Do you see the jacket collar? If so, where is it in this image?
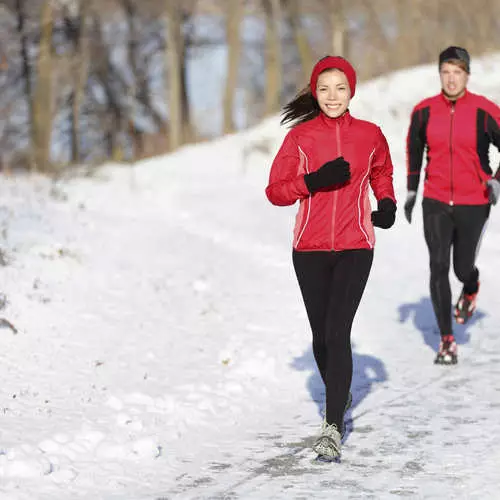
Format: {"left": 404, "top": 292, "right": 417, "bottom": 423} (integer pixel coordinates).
{"left": 318, "top": 110, "right": 352, "bottom": 128}
{"left": 440, "top": 88, "right": 470, "bottom": 106}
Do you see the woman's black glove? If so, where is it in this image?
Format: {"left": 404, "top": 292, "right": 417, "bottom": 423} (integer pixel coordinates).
{"left": 304, "top": 157, "right": 350, "bottom": 193}
{"left": 371, "top": 198, "right": 397, "bottom": 229}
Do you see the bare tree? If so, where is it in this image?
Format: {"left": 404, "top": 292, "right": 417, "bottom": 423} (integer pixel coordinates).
{"left": 32, "top": 0, "right": 54, "bottom": 172}
{"left": 263, "top": 0, "right": 282, "bottom": 116}
{"left": 67, "top": 0, "right": 91, "bottom": 164}
{"left": 283, "top": 0, "right": 313, "bottom": 82}
{"left": 223, "top": 0, "right": 243, "bottom": 134}
{"left": 14, "top": 0, "right": 35, "bottom": 169}
{"left": 330, "top": 0, "right": 346, "bottom": 57}
{"left": 165, "top": 0, "right": 183, "bottom": 150}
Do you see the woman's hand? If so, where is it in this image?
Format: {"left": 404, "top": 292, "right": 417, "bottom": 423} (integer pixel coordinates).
{"left": 371, "top": 198, "right": 397, "bottom": 229}
{"left": 304, "top": 157, "right": 350, "bottom": 193}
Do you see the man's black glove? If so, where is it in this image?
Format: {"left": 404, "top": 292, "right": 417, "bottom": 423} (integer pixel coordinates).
{"left": 487, "top": 179, "right": 500, "bottom": 205}
{"left": 404, "top": 191, "right": 417, "bottom": 223}
{"left": 304, "top": 157, "right": 350, "bottom": 193}
{"left": 371, "top": 198, "right": 397, "bottom": 229}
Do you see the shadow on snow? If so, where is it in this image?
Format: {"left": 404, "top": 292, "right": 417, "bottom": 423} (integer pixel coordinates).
{"left": 291, "top": 342, "right": 387, "bottom": 443}
{"left": 397, "top": 296, "right": 486, "bottom": 351}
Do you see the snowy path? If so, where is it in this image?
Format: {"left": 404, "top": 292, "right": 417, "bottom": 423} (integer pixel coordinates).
{"left": 2, "top": 58, "right": 500, "bottom": 498}
{"left": 1, "top": 149, "right": 500, "bottom": 499}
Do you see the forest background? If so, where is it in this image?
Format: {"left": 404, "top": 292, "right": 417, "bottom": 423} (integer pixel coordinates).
{"left": 0, "top": 0, "right": 498, "bottom": 172}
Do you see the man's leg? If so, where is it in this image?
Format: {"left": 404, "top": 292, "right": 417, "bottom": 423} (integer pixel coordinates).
{"left": 422, "top": 198, "right": 454, "bottom": 336}
{"left": 452, "top": 203, "right": 490, "bottom": 322}
{"left": 453, "top": 204, "right": 490, "bottom": 293}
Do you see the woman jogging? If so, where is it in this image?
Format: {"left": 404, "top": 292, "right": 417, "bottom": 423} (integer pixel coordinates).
{"left": 265, "top": 56, "right": 396, "bottom": 462}
{"left": 404, "top": 46, "right": 500, "bottom": 365}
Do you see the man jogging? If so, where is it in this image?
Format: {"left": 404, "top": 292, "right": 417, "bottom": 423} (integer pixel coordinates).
{"left": 404, "top": 46, "right": 500, "bottom": 365}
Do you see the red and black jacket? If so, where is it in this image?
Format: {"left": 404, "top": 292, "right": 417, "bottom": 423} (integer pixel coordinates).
{"left": 407, "top": 90, "right": 500, "bottom": 205}
{"left": 266, "top": 111, "right": 395, "bottom": 251}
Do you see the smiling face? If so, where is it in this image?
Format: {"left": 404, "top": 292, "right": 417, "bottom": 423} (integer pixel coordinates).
{"left": 439, "top": 61, "right": 469, "bottom": 100}
{"left": 315, "top": 69, "right": 351, "bottom": 118}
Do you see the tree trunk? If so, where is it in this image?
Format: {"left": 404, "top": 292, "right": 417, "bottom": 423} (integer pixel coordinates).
{"left": 16, "top": 0, "right": 35, "bottom": 170}
{"left": 285, "top": 0, "right": 313, "bottom": 83}
{"left": 180, "top": 40, "right": 194, "bottom": 143}
{"left": 32, "top": 0, "right": 54, "bottom": 172}
{"left": 264, "top": 0, "right": 282, "bottom": 116}
{"left": 124, "top": 0, "right": 165, "bottom": 133}
{"left": 123, "top": 0, "right": 140, "bottom": 159}
{"left": 93, "top": 16, "right": 124, "bottom": 162}
{"left": 330, "top": 0, "right": 346, "bottom": 57}
{"left": 223, "top": 0, "right": 243, "bottom": 134}
{"left": 71, "top": 0, "right": 90, "bottom": 164}
{"left": 165, "top": 0, "right": 183, "bottom": 150}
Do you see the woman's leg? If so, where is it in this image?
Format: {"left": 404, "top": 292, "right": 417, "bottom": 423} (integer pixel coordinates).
{"left": 292, "top": 250, "right": 332, "bottom": 384}
{"left": 324, "top": 249, "right": 373, "bottom": 429}
{"left": 422, "top": 198, "right": 454, "bottom": 336}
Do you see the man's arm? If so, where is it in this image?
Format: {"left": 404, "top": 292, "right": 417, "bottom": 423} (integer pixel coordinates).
{"left": 484, "top": 105, "right": 500, "bottom": 204}
{"left": 406, "top": 106, "right": 429, "bottom": 192}
{"left": 485, "top": 109, "right": 500, "bottom": 181}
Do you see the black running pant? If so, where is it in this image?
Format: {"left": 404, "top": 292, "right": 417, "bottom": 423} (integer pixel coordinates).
{"left": 292, "top": 249, "right": 373, "bottom": 429}
{"left": 422, "top": 198, "right": 490, "bottom": 337}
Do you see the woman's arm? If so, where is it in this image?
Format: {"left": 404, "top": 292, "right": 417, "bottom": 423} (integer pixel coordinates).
{"left": 265, "top": 132, "right": 311, "bottom": 206}
{"left": 370, "top": 127, "right": 396, "bottom": 203}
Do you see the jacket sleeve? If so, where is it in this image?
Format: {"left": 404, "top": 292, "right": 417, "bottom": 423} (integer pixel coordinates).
{"left": 485, "top": 104, "right": 500, "bottom": 180}
{"left": 370, "top": 127, "right": 396, "bottom": 203}
{"left": 265, "top": 131, "right": 310, "bottom": 206}
{"left": 406, "top": 106, "right": 429, "bottom": 192}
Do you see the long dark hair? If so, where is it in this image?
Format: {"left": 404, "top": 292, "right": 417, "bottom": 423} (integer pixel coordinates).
{"left": 280, "top": 85, "right": 320, "bottom": 128}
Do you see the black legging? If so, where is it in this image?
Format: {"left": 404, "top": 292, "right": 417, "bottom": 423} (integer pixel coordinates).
{"left": 422, "top": 197, "right": 490, "bottom": 337}
{"left": 292, "top": 249, "right": 373, "bottom": 429}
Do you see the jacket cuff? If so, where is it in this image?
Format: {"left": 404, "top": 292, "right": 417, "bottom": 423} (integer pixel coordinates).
{"left": 407, "top": 174, "right": 420, "bottom": 192}
{"left": 378, "top": 198, "right": 397, "bottom": 212}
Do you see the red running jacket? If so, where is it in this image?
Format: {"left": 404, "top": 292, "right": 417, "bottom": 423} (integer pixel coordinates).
{"left": 407, "top": 90, "right": 500, "bottom": 205}
{"left": 266, "top": 111, "right": 396, "bottom": 251}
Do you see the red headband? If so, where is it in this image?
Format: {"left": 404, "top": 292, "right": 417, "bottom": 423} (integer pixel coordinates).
{"left": 310, "top": 56, "right": 357, "bottom": 98}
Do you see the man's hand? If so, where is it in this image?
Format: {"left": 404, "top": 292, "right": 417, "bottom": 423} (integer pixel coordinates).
{"left": 487, "top": 179, "right": 500, "bottom": 205}
{"left": 404, "top": 191, "right": 417, "bottom": 223}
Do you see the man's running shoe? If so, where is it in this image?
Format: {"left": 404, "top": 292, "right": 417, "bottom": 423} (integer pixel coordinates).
{"left": 434, "top": 334, "right": 458, "bottom": 365}
{"left": 454, "top": 285, "right": 479, "bottom": 324}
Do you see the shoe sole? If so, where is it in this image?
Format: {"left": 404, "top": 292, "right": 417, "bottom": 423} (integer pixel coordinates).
{"left": 314, "top": 454, "right": 341, "bottom": 464}
{"left": 434, "top": 357, "right": 458, "bottom": 365}
{"left": 454, "top": 302, "right": 475, "bottom": 324}
{"left": 454, "top": 310, "right": 471, "bottom": 324}
{"left": 312, "top": 435, "right": 341, "bottom": 458}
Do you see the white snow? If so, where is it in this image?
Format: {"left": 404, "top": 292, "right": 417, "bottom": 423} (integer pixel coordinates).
{"left": 2, "top": 55, "right": 500, "bottom": 499}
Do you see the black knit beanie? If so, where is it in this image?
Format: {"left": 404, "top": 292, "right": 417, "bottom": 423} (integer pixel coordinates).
{"left": 439, "top": 46, "right": 470, "bottom": 73}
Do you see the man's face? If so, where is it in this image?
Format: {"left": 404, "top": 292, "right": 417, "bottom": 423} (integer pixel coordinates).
{"left": 439, "top": 62, "right": 469, "bottom": 100}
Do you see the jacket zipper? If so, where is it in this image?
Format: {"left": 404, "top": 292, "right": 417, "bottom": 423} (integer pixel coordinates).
{"left": 449, "top": 103, "right": 455, "bottom": 206}
{"left": 331, "top": 122, "right": 341, "bottom": 250}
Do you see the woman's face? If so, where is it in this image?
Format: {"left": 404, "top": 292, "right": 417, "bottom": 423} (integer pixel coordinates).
{"left": 316, "top": 69, "right": 351, "bottom": 118}
{"left": 440, "top": 62, "right": 469, "bottom": 100}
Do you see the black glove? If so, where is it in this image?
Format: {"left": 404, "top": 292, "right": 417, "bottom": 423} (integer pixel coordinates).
{"left": 404, "top": 191, "right": 417, "bottom": 223}
{"left": 304, "top": 157, "right": 350, "bottom": 193}
{"left": 371, "top": 198, "right": 396, "bottom": 229}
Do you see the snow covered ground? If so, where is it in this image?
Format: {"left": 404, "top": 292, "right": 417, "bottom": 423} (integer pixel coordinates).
{"left": 2, "top": 55, "right": 500, "bottom": 499}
